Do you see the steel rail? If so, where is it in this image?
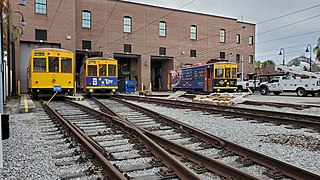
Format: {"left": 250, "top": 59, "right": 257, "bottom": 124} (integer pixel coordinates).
{"left": 63, "top": 99, "right": 202, "bottom": 180}
{"left": 111, "top": 96, "right": 320, "bottom": 180}
{"left": 117, "top": 95, "right": 320, "bottom": 130}
{"left": 42, "top": 102, "right": 127, "bottom": 180}
{"left": 91, "top": 97, "right": 260, "bottom": 179}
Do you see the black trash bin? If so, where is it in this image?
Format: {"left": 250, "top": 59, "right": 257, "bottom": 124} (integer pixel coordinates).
{"left": 2, "top": 114, "right": 9, "bottom": 140}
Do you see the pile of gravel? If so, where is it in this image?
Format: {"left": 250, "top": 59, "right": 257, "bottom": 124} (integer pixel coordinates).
{"left": 0, "top": 99, "right": 59, "bottom": 179}
{"left": 130, "top": 100, "right": 320, "bottom": 175}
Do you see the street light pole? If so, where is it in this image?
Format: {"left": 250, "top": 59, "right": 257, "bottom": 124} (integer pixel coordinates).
{"left": 279, "top": 48, "right": 285, "bottom": 66}
{"left": 305, "top": 44, "right": 312, "bottom": 72}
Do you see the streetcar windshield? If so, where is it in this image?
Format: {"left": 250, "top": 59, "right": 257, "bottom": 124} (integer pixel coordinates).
{"left": 49, "top": 56, "right": 59, "bottom": 72}
{"left": 99, "top": 64, "right": 106, "bottom": 76}
{"left": 88, "top": 65, "right": 97, "bottom": 76}
{"left": 61, "top": 57, "right": 72, "bottom": 73}
{"left": 108, "top": 64, "right": 116, "bottom": 76}
{"left": 33, "top": 58, "right": 46, "bottom": 72}
{"left": 215, "top": 68, "right": 224, "bottom": 78}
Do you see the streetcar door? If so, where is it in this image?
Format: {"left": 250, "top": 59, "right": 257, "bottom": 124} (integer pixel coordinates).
{"left": 204, "top": 68, "right": 208, "bottom": 92}
{"left": 207, "top": 67, "right": 212, "bottom": 92}
{"left": 204, "top": 67, "right": 211, "bottom": 92}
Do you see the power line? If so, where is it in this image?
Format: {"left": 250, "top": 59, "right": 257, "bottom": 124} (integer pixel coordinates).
{"left": 256, "top": 3, "right": 320, "bottom": 24}
{"left": 93, "top": 1, "right": 119, "bottom": 49}
{"left": 48, "top": 0, "right": 63, "bottom": 33}
{"left": 98, "top": 0, "right": 196, "bottom": 49}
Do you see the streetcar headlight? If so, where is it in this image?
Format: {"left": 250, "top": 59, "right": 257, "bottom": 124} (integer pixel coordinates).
{"left": 89, "top": 89, "right": 93, "bottom": 92}
{"left": 112, "top": 89, "right": 115, "bottom": 92}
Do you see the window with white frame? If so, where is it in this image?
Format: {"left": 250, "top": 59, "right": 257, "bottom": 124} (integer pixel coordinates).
{"left": 220, "top": 29, "right": 226, "bottom": 43}
{"left": 159, "top": 21, "right": 166, "bottom": 37}
{"left": 249, "top": 36, "right": 254, "bottom": 45}
{"left": 236, "top": 34, "right": 240, "bottom": 44}
{"left": 35, "top": 0, "right": 47, "bottom": 14}
{"left": 190, "top": 25, "right": 197, "bottom": 40}
{"left": 82, "top": 10, "right": 91, "bottom": 28}
{"left": 124, "top": 16, "right": 132, "bottom": 33}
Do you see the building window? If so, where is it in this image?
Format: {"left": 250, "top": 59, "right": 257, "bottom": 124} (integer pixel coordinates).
{"left": 159, "top": 47, "right": 166, "bottom": 55}
{"left": 82, "top": 40, "right": 91, "bottom": 50}
{"left": 220, "top": 29, "right": 226, "bottom": 43}
{"left": 190, "top": 25, "right": 197, "bottom": 40}
{"left": 249, "top": 36, "right": 254, "bottom": 45}
{"left": 159, "top": 21, "right": 166, "bottom": 37}
{"left": 236, "top": 54, "right": 240, "bottom": 63}
{"left": 124, "top": 16, "right": 132, "bottom": 33}
{"left": 35, "top": 29, "right": 47, "bottom": 40}
{"left": 82, "top": 10, "right": 91, "bottom": 28}
{"left": 220, "top": 52, "right": 225, "bottom": 59}
{"left": 236, "top": 34, "right": 240, "bottom": 44}
{"left": 190, "top": 50, "right": 196, "bottom": 57}
{"left": 35, "top": 0, "right": 47, "bottom": 14}
{"left": 249, "top": 55, "right": 253, "bottom": 64}
{"left": 124, "top": 44, "right": 132, "bottom": 53}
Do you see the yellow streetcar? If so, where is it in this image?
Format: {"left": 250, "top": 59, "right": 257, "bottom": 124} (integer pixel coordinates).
{"left": 27, "top": 48, "right": 75, "bottom": 98}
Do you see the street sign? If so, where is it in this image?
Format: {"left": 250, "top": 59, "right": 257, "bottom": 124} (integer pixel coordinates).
{"left": 53, "top": 86, "right": 62, "bottom": 92}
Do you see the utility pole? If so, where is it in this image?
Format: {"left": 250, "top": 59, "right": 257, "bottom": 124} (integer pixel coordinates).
{"left": 0, "top": 3, "right": 4, "bottom": 169}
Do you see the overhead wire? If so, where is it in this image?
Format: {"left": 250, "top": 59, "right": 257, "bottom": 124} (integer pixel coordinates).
{"left": 48, "top": 0, "right": 63, "bottom": 33}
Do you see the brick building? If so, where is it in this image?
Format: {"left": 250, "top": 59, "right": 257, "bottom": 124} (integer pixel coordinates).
{"left": 10, "top": 0, "right": 255, "bottom": 93}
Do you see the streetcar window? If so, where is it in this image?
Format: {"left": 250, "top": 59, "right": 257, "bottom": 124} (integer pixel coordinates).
{"left": 33, "top": 58, "right": 46, "bottom": 72}
{"left": 225, "top": 68, "right": 231, "bottom": 78}
{"left": 232, "top": 68, "right": 236, "bottom": 78}
{"left": 215, "top": 68, "right": 224, "bottom": 78}
{"left": 99, "top": 64, "right": 106, "bottom": 76}
{"left": 88, "top": 65, "right": 97, "bottom": 76}
{"left": 49, "top": 57, "right": 59, "bottom": 72}
{"left": 61, "top": 57, "right": 72, "bottom": 73}
{"left": 108, "top": 64, "right": 116, "bottom": 76}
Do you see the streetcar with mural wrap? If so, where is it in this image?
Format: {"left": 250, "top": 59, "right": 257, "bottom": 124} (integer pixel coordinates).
{"left": 168, "top": 60, "right": 238, "bottom": 93}
{"left": 79, "top": 57, "right": 118, "bottom": 95}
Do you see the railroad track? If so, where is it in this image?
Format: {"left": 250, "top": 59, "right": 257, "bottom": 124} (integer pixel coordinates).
{"left": 116, "top": 95, "right": 320, "bottom": 132}
{"left": 89, "top": 97, "right": 320, "bottom": 179}
{"left": 42, "top": 100, "right": 258, "bottom": 179}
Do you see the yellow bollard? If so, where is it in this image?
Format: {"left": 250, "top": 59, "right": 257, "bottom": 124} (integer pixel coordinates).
{"left": 149, "top": 83, "right": 152, "bottom": 92}
{"left": 74, "top": 81, "right": 76, "bottom": 96}
{"left": 141, "top": 83, "right": 144, "bottom": 91}
{"left": 18, "top": 81, "right": 21, "bottom": 96}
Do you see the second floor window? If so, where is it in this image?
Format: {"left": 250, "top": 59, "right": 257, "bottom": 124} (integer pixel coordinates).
{"left": 190, "top": 50, "right": 196, "bottom": 57}
{"left": 220, "top": 29, "right": 226, "bottom": 43}
{"left": 159, "top": 21, "right": 166, "bottom": 37}
{"left": 236, "top": 34, "right": 240, "bottom": 44}
{"left": 249, "top": 36, "right": 254, "bottom": 45}
{"left": 35, "top": 0, "right": 47, "bottom": 14}
{"left": 124, "top": 16, "right": 132, "bottom": 33}
{"left": 249, "top": 55, "right": 254, "bottom": 64}
{"left": 220, "top": 52, "right": 225, "bottom": 59}
{"left": 190, "top": 25, "right": 197, "bottom": 40}
{"left": 82, "top": 11, "right": 91, "bottom": 28}
{"left": 236, "top": 54, "right": 240, "bottom": 63}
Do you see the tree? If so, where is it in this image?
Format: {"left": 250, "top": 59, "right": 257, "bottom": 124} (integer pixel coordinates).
{"left": 313, "top": 37, "right": 320, "bottom": 62}
{"left": 260, "top": 60, "right": 276, "bottom": 75}
{"left": 255, "top": 60, "right": 262, "bottom": 74}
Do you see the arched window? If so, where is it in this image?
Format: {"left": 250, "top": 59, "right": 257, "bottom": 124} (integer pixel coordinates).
{"left": 159, "top": 21, "right": 166, "bottom": 37}
{"left": 220, "top": 29, "right": 226, "bottom": 43}
{"left": 82, "top": 10, "right": 91, "bottom": 28}
{"left": 124, "top": 16, "right": 132, "bottom": 33}
{"left": 190, "top": 25, "right": 197, "bottom": 40}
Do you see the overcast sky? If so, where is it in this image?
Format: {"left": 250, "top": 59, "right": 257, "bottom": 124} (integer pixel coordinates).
{"left": 128, "top": 0, "right": 320, "bottom": 64}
